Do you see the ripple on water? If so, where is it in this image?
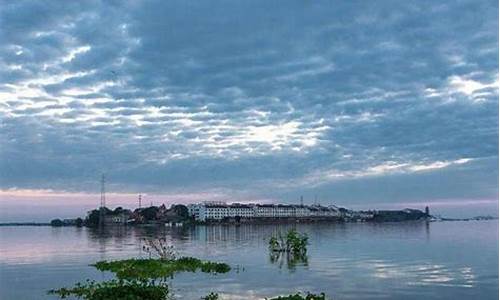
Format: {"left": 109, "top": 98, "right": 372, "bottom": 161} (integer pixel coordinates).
{"left": 0, "top": 222, "right": 497, "bottom": 300}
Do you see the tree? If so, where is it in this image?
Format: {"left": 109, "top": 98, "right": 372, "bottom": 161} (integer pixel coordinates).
{"left": 50, "top": 219, "right": 64, "bottom": 227}
{"left": 85, "top": 210, "right": 100, "bottom": 227}
{"left": 140, "top": 206, "right": 159, "bottom": 221}
{"left": 172, "top": 205, "right": 189, "bottom": 219}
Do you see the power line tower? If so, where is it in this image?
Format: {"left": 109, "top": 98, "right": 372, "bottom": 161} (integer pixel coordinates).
{"left": 99, "top": 174, "right": 106, "bottom": 227}
{"left": 138, "top": 194, "right": 142, "bottom": 209}
{"left": 100, "top": 174, "right": 106, "bottom": 208}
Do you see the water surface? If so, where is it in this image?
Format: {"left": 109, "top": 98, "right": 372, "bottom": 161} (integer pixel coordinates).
{"left": 0, "top": 221, "right": 497, "bottom": 299}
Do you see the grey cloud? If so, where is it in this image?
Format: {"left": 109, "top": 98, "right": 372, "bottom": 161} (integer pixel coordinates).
{"left": 0, "top": 0, "right": 497, "bottom": 208}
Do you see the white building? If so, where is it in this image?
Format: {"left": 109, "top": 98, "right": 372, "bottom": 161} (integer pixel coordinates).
{"left": 254, "top": 204, "right": 274, "bottom": 217}
{"left": 294, "top": 205, "right": 310, "bottom": 217}
{"left": 188, "top": 202, "right": 342, "bottom": 221}
{"left": 204, "top": 204, "right": 229, "bottom": 221}
{"left": 228, "top": 204, "right": 254, "bottom": 218}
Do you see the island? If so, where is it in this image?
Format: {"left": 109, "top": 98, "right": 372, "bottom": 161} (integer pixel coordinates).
{"left": 48, "top": 201, "right": 441, "bottom": 228}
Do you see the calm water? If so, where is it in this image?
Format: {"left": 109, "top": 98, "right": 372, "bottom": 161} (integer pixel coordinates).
{"left": 0, "top": 221, "right": 498, "bottom": 300}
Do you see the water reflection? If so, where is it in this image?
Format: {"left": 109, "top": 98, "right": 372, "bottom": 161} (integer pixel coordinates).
{"left": 361, "top": 259, "right": 477, "bottom": 288}
{"left": 269, "top": 251, "right": 308, "bottom": 271}
{"left": 0, "top": 221, "right": 497, "bottom": 300}
{"left": 76, "top": 222, "right": 434, "bottom": 252}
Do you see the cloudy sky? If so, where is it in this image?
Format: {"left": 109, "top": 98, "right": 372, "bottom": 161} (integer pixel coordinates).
{"left": 0, "top": 0, "right": 498, "bottom": 220}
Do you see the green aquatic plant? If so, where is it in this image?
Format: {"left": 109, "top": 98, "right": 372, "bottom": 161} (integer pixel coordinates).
{"left": 269, "top": 229, "right": 309, "bottom": 271}
{"left": 269, "top": 250, "right": 308, "bottom": 271}
{"left": 50, "top": 256, "right": 230, "bottom": 299}
{"left": 269, "top": 235, "right": 285, "bottom": 252}
{"left": 269, "top": 229, "right": 308, "bottom": 255}
{"left": 268, "top": 292, "right": 326, "bottom": 300}
{"left": 48, "top": 279, "right": 170, "bottom": 300}
{"left": 202, "top": 292, "right": 220, "bottom": 300}
{"left": 93, "top": 257, "right": 231, "bottom": 280}
{"left": 286, "top": 229, "right": 308, "bottom": 255}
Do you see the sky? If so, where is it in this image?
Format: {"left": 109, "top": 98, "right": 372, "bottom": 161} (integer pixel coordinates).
{"left": 0, "top": 0, "right": 498, "bottom": 221}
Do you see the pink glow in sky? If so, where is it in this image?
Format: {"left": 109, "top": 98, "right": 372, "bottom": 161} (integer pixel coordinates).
{"left": 0, "top": 188, "right": 226, "bottom": 207}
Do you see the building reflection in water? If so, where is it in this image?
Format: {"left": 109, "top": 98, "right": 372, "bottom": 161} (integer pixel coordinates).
{"left": 83, "top": 221, "right": 432, "bottom": 255}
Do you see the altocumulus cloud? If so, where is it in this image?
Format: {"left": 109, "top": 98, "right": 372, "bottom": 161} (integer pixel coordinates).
{"left": 0, "top": 0, "right": 498, "bottom": 209}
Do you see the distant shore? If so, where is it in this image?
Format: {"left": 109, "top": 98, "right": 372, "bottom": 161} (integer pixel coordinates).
{"left": 0, "top": 222, "right": 51, "bottom": 226}
{"left": 0, "top": 216, "right": 497, "bottom": 227}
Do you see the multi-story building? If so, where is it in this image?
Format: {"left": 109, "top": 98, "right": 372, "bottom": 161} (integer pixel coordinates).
{"left": 294, "top": 205, "right": 310, "bottom": 217}
{"left": 228, "top": 204, "right": 254, "bottom": 218}
{"left": 188, "top": 202, "right": 228, "bottom": 221}
{"left": 203, "top": 204, "right": 229, "bottom": 221}
{"left": 188, "top": 202, "right": 341, "bottom": 221}
{"left": 187, "top": 203, "right": 202, "bottom": 220}
{"left": 254, "top": 204, "right": 274, "bottom": 217}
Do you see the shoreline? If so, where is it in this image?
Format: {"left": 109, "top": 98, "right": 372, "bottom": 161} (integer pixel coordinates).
{"left": 0, "top": 222, "right": 51, "bottom": 226}
{"left": 0, "top": 217, "right": 497, "bottom": 228}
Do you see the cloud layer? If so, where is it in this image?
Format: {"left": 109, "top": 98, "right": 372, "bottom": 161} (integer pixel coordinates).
{"left": 0, "top": 0, "right": 498, "bottom": 208}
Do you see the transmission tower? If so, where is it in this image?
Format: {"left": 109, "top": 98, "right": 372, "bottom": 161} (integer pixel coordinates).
{"left": 99, "top": 174, "right": 106, "bottom": 227}
{"left": 100, "top": 174, "right": 106, "bottom": 208}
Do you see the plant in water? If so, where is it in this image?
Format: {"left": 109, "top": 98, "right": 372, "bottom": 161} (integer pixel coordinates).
{"left": 50, "top": 257, "right": 230, "bottom": 300}
{"left": 93, "top": 257, "right": 230, "bottom": 280}
{"left": 202, "top": 292, "right": 219, "bottom": 300}
{"left": 48, "top": 279, "right": 170, "bottom": 300}
{"left": 269, "top": 229, "right": 308, "bottom": 255}
{"left": 268, "top": 292, "right": 327, "bottom": 300}
{"left": 269, "top": 235, "right": 286, "bottom": 252}
{"left": 50, "top": 237, "right": 230, "bottom": 300}
{"left": 269, "top": 250, "right": 308, "bottom": 271}
{"left": 142, "top": 238, "right": 177, "bottom": 260}
{"left": 269, "top": 229, "right": 309, "bottom": 270}
{"left": 286, "top": 230, "right": 308, "bottom": 255}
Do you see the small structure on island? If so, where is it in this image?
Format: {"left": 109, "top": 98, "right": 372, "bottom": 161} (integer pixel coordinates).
{"left": 103, "top": 208, "right": 131, "bottom": 226}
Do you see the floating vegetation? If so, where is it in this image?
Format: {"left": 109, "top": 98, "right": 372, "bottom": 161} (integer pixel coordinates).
{"left": 198, "top": 291, "right": 326, "bottom": 300}
{"left": 49, "top": 236, "right": 327, "bottom": 300}
{"left": 269, "top": 229, "right": 308, "bottom": 255}
{"left": 48, "top": 279, "right": 170, "bottom": 300}
{"left": 50, "top": 238, "right": 230, "bottom": 300}
{"left": 49, "top": 257, "right": 230, "bottom": 299}
{"left": 202, "top": 292, "right": 220, "bottom": 300}
{"left": 94, "top": 257, "right": 231, "bottom": 280}
{"left": 268, "top": 292, "right": 327, "bottom": 300}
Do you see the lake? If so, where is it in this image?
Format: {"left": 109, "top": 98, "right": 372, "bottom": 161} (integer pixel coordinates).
{"left": 0, "top": 220, "right": 498, "bottom": 299}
